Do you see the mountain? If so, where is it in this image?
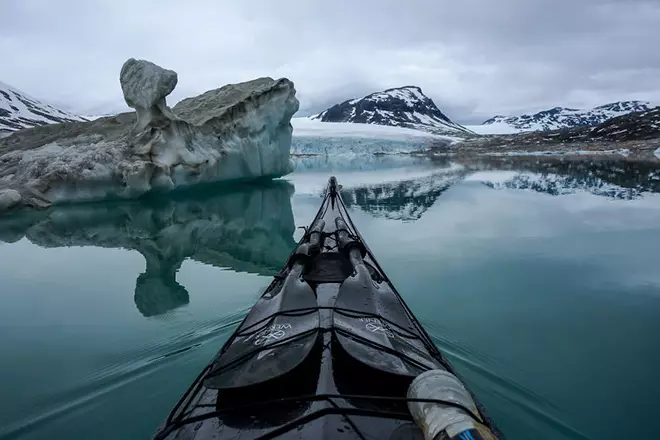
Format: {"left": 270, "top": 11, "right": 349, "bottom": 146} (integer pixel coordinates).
{"left": 482, "top": 101, "right": 653, "bottom": 132}
{"left": 0, "top": 81, "right": 88, "bottom": 136}
{"left": 455, "top": 106, "right": 660, "bottom": 159}
{"left": 312, "top": 86, "right": 474, "bottom": 136}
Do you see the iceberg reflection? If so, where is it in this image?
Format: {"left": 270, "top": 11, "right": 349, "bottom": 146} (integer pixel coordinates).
{"left": 0, "top": 181, "right": 296, "bottom": 316}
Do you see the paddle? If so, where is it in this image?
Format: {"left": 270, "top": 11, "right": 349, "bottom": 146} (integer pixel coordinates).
{"left": 204, "top": 240, "right": 321, "bottom": 390}
{"left": 333, "top": 216, "right": 441, "bottom": 377}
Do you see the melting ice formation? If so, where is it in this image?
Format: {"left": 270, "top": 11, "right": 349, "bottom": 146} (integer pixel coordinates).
{"left": 0, "top": 58, "right": 299, "bottom": 213}
{"left": 0, "top": 181, "right": 296, "bottom": 316}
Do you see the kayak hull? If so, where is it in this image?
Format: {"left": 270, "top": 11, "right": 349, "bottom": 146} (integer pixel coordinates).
{"left": 154, "top": 177, "right": 499, "bottom": 440}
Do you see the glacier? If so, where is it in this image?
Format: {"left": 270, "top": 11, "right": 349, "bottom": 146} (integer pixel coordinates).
{"left": 291, "top": 117, "right": 455, "bottom": 157}
{"left": 0, "top": 58, "right": 299, "bottom": 214}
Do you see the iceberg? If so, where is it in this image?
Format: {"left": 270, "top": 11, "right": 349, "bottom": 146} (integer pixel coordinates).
{"left": 0, "top": 181, "right": 296, "bottom": 316}
{"left": 0, "top": 59, "right": 299, "bottom": 214}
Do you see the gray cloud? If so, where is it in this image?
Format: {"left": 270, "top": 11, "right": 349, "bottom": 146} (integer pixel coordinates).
{"left": 1, "top": 0, "right": 659, "bottom": 123}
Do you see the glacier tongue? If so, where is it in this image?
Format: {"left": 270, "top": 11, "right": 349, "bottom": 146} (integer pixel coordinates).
{"left": 291, "top": 117, "right": 454, "bottom": 157}
{"left": 0, "top": 58, "right": 299, "bottom": 214}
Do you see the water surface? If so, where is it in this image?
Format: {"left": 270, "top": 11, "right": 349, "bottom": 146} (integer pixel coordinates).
{"left": 1, "top": 156, "right": 659, "bottom": 440}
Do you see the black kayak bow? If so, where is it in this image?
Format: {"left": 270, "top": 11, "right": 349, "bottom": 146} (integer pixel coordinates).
{"left": 154, "top": 177, "right": 502, "bottom": 440}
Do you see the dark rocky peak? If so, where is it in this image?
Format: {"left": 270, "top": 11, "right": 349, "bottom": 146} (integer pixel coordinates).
{"left": 313, "top": 86, "right": 473, "bottom": 135}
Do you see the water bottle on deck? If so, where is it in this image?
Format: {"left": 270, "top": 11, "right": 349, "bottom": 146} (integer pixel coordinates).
{"left": 407, "top": 370, "right": 498, "bottom": 440}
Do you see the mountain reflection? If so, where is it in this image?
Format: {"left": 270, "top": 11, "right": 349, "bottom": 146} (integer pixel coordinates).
{"left": 456, "top": 156, "right": 660, "bottom": 199}
{"left": 340, "top": 168, "right": 466, "bottom": 221}
{"left": 338, "top": 156, "right": 660, "bottom": 222}
{"left": 0, "top": 181, "right": 296, "bottom": 317}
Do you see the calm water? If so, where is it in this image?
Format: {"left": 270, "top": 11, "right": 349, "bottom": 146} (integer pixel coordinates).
{"left": 1, "top": 156, "right": 659, "bottom": 440}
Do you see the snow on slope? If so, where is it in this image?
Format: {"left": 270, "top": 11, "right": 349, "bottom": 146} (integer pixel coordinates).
{"left": 477, "top": 101, "right": 654, "bottom": 133}
{"left": 291, "top": 117, "right": 453, "bottom": 157}
{"left": 0, "top": 81, "right": 88, "bottom": 134}
{"left": 312, "top": 86, "right": 473, "bottom": 135}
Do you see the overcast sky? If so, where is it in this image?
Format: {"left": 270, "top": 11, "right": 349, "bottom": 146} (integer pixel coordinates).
{"left": 1, "top": 0, "right": 659, "bottom": 123}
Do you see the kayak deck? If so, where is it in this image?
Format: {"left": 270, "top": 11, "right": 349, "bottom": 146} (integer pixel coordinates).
{"left": 154, "top": 177, "right": 495, "bottom": 440}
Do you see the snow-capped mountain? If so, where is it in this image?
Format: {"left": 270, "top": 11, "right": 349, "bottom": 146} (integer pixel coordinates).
{"left": 482, "top": 101, "right": 653, "bottom": 132}
{"left": 589, "top": 106, "right": 660, "bottom": 142}
{"left": 312, "top": 86, "right": 474, "bottom": 136}
{"left": 460, "top": 105, "right": 660, "bottom": 156}
{"left": 0, "top": 81, "right": 88, "bottom": 135}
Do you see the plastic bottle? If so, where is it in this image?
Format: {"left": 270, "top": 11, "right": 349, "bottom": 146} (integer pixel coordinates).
{"left": 407, "top": 369, "right": 498, "bottom": 440}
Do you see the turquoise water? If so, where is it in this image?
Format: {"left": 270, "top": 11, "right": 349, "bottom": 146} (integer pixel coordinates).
{"left": 1, "top": 156, "right": 659, "bottom": 440}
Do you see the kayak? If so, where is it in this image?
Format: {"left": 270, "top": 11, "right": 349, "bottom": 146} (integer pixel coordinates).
{"left": 154, "top": 177, "right": 501, "bottom": 440}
